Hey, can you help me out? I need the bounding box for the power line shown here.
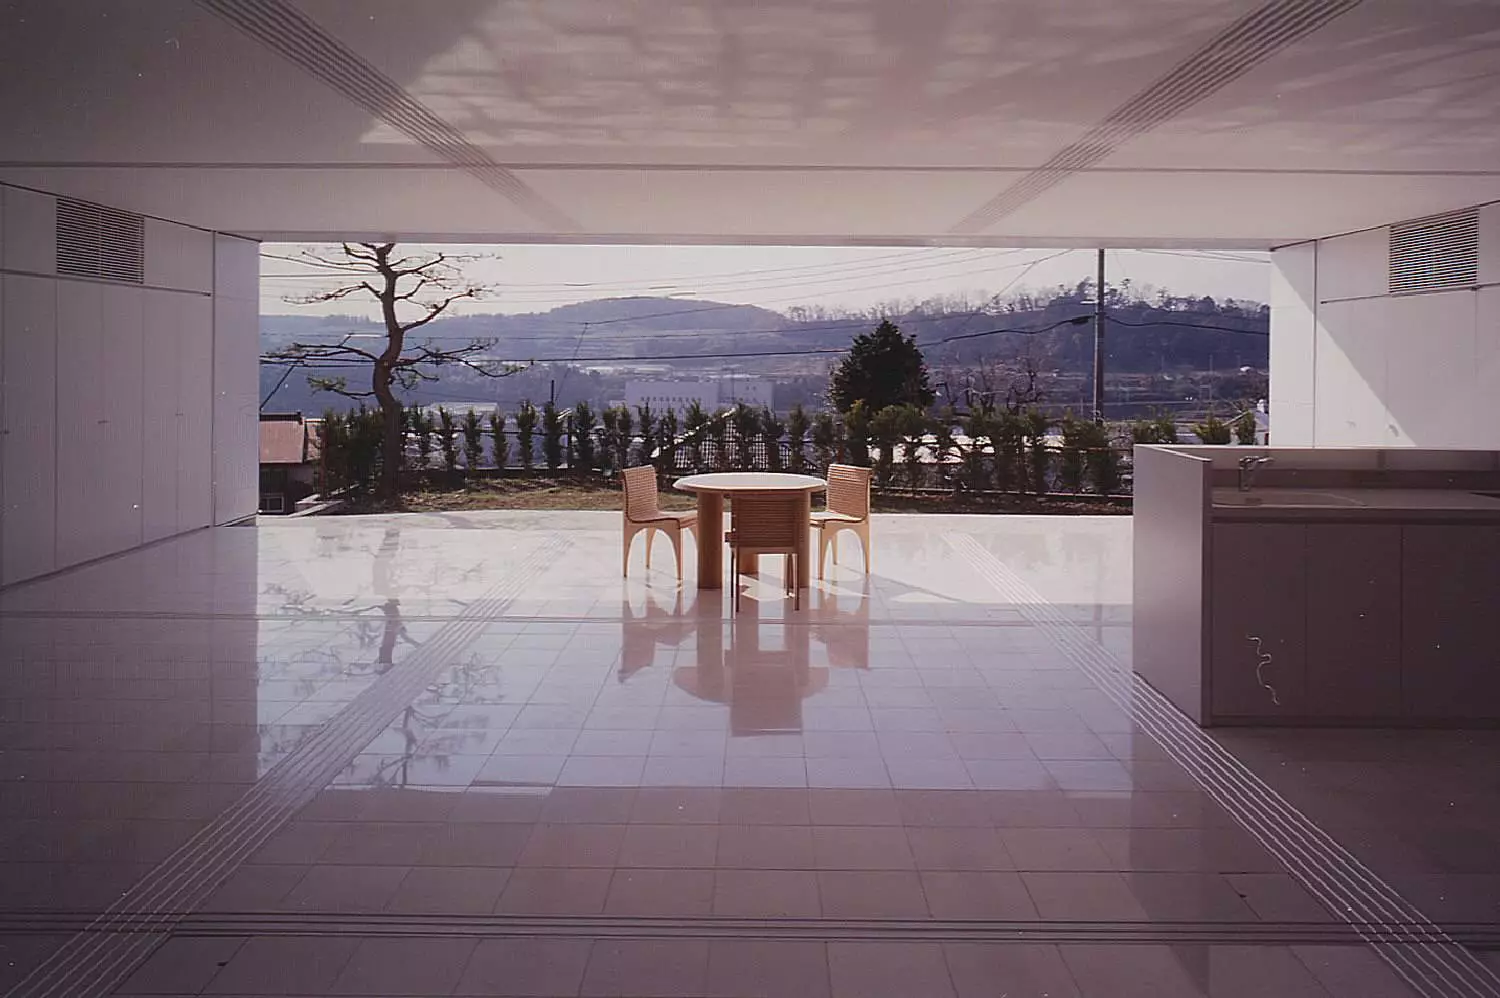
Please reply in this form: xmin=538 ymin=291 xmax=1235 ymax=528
xmin=258 ymin=306 xmax=1018 ymax=344
xmin=555 ymin=320 xmax=593 ymax=398
xmin=260 ymin=314 xmax=1105 ymax=368
xmin=261 ymin=330 xmax=363 ymax=409
xmin=489 ymin=248 xmax=1011 ymax=301
xmin=932 ymin=249 xmax=1076 ymax=355
xmin=259 ymin=253 xmax=1083 ymax=343
xmin=1107 ymin=314 xmax=1269 ymax=336
xmin=259 ymin=245 xmax=998 ymax=293
xmin=259 ymin=311 xmax=1270 ymax=376
xmin=1134 ymin=248 xmax=1270 ymax=265
xmin=260 ymin=248 xmax=1006 ymax=300
xmin=258 ymin=301 xmax=1270 ymax=354
xmin=539 ymin=252 xmax=1073 ymax=328
xmin=259 ymin=252 xmax=1054 ymax=331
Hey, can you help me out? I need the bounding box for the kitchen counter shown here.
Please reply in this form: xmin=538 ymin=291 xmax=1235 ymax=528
xmin=1134 ymin=445 xmax=1500 ymax=727
xmin=1212 ymin=487 xmax=1500 ymax=522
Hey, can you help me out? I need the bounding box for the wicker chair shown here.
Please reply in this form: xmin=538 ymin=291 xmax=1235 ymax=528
xmin=622 ymin=466 xmax=698 ymax=580
xmin=726 ymin=492 xmax=803 ymax=611
xmin=811 ymin=463 xmax=872 ymax=579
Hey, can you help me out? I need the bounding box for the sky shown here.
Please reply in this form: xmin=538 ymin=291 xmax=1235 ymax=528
xmin=259 ymin=244 xmax=1271 ymax=320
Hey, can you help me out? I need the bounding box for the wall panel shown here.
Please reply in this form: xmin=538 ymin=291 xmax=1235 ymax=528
xmin=101 ymin=283 xmax=146 ymax=556
xmin=1316 ymin=227 xmax=1387 ymax=302
xmin=1379 ymin=291 xmax=1480 ymax=447
xmin=1480 ymin=203 xmax=1500 ymax=284
xmin=0 ymin=182 xmax=244 ymax=586
xmin=1276 ymin=200 xmax=1499 ymax=450
xmin=211 ymin=234 xmax=259 ymax=525
xmin=1 ymin=187 xmax=55 ymax=274
xmin=1268 ymin=242 xmax=1316 ymax=444
xmin=145 ymin=218 xmax=213 ymax=293
xmin=55 ymin=281 xmax=106 ymax=567
xmin=142 ymin=290 xmax=180 ymax=542
xmin=1312 ymin=298 xmax=1391 ymax=446
xmin=1 ymin=275 xmax=57 ymax=584
xmin=177 ymin=296 xmax=215 ymax=532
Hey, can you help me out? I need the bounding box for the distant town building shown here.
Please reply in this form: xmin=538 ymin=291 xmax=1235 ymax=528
xmin=259 ymin=413 xmax=321 ymax=514
xmin=721 ymin=378 xmax=774 ymax=410
xmin=625 ymin=379 xmax=774 ymax=417
xmin=421 ymin=402 xmax=497 ymax=418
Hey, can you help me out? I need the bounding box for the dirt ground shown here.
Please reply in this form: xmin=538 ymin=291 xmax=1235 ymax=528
xmin=336 ymin=477 xmax=1129 ymax=516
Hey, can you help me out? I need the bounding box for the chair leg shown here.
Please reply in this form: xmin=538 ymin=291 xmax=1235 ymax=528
xmin=622 ymin=524 xmax=634 ymax=577
xmin=673 ymin=526 xmax=684 ymax=581
xmin=859 ymin=522 xmax=871 ymax=573
xmin=644 ymin=527 xmax=653 ymax=569
xmin=790 ymin=553 xmax=799 ymax=610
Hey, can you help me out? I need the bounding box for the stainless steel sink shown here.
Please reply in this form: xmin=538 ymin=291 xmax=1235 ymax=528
xmin=1214 ymin=489 xmax=1365 ymax=508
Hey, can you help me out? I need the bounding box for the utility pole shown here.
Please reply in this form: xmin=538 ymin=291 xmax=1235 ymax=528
xmin=1092 ymin=248 xmax=1106 ymax=423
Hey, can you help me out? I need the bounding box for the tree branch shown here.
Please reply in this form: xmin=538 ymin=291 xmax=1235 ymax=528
xmin=394 ymin=367 xmax=443 ymax=390
xmin=392 ymin=277 xmax=435 ymax=302
xmin=399 ymin=289 xmax=477 ymax=333
xmin=393 ymin=339 xmax=490 ymax=367
xmin=458 ymin=356 xmax=530 ymax=379
xmin=283 ymin=282 xmax=380 ymax=306
xmin=263 ymin=253 xmax=368 ymax=273
xmin=307 ymin=376 xmax=375 ymax=399
xmin=267 ymin=341 xmax=381 ymax=363
xmin=391 ymin=252 xmax=447 ymax=277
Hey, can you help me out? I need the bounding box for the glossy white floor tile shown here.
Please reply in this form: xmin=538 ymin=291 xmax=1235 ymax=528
xmin=0 ymin=512 xmax=1493 ymax=998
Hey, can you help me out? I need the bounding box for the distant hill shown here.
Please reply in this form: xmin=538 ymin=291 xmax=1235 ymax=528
xmin=261 ymin=296 xmax=785 ymax=357
xmin=537 ymin=297 xmax=785 ymax=331
xmin=260 ymin=293 xmax=1268 ymax=414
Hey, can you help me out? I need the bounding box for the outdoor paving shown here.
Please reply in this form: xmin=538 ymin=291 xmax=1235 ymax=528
xmin=0 ymin=511 xmax=1495 ymax=997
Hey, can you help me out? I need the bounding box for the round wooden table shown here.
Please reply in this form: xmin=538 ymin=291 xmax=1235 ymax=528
xmin=674 ymin=473 xmax=827 ymax=590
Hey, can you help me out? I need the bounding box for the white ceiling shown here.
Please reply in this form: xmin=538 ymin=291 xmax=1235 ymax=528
xmin=2 ymin=0 xmax=1498 ymax=247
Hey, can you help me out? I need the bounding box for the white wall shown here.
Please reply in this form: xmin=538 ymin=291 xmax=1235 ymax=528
xmin=212 ymin=234 xmax=260 ymax=525
xmin=0 ymin=183 xmax=258 ymax=586
xmin=1267 ymin=241 xmax=1316 ymax=445
xmin=1270 ymin=201 xmax=1500 ymax=447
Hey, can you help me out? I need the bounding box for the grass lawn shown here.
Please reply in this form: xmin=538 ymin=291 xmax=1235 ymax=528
xmin=336 ymin=476 xmax=1129 ymax=516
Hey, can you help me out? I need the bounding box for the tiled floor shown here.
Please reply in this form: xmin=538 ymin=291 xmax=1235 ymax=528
xmin=0 ymin=511 xmax=1496 ymax=997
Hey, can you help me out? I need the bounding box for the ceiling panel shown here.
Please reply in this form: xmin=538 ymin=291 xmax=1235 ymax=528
xmin=1 ymin=0 xmax=1496 ymax=245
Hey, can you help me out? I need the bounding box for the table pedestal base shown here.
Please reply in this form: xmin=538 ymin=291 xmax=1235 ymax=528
xmin=694 ymin=492 xmax=813 ymax=592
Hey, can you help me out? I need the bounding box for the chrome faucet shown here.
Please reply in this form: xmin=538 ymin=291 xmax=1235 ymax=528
xmin=1238 ymin=455 xmax=1274 ymax=491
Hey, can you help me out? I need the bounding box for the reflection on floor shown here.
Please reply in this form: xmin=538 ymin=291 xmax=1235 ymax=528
xmin=0 ymin=511 xmax=1494 ymax=997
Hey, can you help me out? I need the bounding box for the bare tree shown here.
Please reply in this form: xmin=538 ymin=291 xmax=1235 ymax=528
xmin=264 ymin=243 xmax=524 ymax=497
xmin=938 ymin=351 xmax=1049 ymax=415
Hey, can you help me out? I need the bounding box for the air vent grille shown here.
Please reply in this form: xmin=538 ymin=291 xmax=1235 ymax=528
xmin=1388 ymin=208 xmax=1479 ymax=295
xmin=55 ymin=197 xmax=145 ymax=283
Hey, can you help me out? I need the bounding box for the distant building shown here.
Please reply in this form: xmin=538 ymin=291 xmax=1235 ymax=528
xmin=720 ymin=378 xmax=774 ymax=410
xmin=421 ymin=402 xmax=497 ymax=418
xmin=625 ymin=379 xmax=774 ymax=417
xmin=259 ymin=413 xmax=320 ymax=514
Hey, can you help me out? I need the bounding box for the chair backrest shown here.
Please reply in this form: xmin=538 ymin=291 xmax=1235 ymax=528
xmin=622 ymin=466 xmax=661 ymax=521
xmin=826 ymin=464 xmax=871 ymax=519
xmin=729 ymin=493 xmax=803 ymax=550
